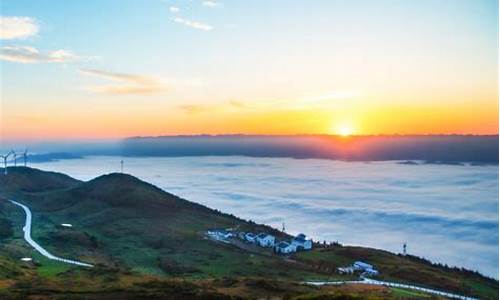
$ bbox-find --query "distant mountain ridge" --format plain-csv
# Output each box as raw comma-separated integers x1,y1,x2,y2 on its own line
121,134,499,163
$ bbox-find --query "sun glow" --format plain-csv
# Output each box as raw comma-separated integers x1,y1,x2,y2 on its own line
334,123,355,137
339,127,353,136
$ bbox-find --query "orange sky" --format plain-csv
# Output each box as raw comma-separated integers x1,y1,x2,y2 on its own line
3,98,498,141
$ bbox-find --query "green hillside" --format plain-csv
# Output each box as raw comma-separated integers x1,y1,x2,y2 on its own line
0,167,497,300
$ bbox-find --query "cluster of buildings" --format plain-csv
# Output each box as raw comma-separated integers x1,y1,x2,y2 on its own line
274,233,313,254
242,232,276,247
337,261,379,277
207,229,377,278
242,231,313,254
207,228,313,254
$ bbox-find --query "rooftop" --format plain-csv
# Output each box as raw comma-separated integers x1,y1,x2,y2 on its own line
209,228,230,235
354,261,374,269
277,241,290,249
294,233,307,242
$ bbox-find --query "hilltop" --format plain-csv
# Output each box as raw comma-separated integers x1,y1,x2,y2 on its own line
0,167,497,299
0,167,80,193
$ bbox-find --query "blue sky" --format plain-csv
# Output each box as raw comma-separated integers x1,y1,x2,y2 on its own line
1,0,498,140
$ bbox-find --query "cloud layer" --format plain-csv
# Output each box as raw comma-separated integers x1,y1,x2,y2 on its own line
0,46,82,63
0,16,39,40
79,68,166,95
173,17,213,31
34,156,499,278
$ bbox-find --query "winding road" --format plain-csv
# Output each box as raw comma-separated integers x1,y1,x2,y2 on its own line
9,200,93,267
305,278,479,300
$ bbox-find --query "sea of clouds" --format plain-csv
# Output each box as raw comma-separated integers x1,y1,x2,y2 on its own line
33,156,499,278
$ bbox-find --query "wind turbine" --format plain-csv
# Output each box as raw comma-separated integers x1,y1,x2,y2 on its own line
23,148,29,167
12,150,18,167
0,151,13,175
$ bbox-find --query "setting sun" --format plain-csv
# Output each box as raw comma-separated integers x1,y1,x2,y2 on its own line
339,126,353,136
332,122,355,136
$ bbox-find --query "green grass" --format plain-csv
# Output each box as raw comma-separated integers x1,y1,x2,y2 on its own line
390,287,432,299
32,252,74,278
296,247,354,266
464,278,499,300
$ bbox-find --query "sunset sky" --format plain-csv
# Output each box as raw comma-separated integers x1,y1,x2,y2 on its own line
1,0,498,142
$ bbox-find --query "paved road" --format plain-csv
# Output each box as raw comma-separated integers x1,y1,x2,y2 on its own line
9,200,93,267
305,278,479,300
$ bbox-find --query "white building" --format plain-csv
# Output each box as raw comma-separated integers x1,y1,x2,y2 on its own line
274,241,296,254
353,261,374,271
256,233,275,247
363,268,379,276
245,232,257,243
337,267,354,274
291,233,312,250
207,229,233,240
353,261,379,277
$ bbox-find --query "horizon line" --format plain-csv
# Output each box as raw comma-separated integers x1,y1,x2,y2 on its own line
127,133,500,139
2,133,499,146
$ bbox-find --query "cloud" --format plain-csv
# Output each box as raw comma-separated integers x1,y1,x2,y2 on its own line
79,69,157,84
169,6,180,13
173,17,213,31
0,16,39,40
0,46,83,63
86,85,164,95
202,1,220,7
177,104,214,114
79,68,167,95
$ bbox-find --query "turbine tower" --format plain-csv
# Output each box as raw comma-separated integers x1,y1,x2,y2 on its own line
0,151,13,175
23,148,29,167
12,150,18,167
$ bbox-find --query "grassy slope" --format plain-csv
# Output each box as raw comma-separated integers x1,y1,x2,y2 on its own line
295,246,498,300
0,167,497,299
16,172,328,280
